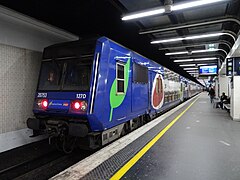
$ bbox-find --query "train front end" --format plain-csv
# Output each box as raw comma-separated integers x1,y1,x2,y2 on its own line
27,39,99,152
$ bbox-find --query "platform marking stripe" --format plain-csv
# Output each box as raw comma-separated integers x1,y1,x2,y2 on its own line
110,97,199,180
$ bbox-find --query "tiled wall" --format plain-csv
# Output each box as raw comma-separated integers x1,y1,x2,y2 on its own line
0,43,41,134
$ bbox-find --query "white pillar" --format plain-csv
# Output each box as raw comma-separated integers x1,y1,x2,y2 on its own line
230,76,240,121
215,77,219,97
219,75,229,96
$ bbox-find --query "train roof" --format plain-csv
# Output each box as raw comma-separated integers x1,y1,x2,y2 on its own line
43,36,99,60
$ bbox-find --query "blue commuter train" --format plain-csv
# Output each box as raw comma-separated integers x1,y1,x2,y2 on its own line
27,37,201,152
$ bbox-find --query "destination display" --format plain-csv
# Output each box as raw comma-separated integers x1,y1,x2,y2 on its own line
199,65,218,75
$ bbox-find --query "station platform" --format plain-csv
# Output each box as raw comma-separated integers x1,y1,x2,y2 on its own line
52,93,240,180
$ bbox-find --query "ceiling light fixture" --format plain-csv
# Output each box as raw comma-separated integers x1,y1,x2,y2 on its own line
179,64,196,67
184,67,198,70
174,59,194,62
174,57,218,62
152,33,224,44
166,51,188,55
122,0,227,21
194,57,218,61
187,70,198,73
172,0,227,11
166,49,220,55
122,8,165,21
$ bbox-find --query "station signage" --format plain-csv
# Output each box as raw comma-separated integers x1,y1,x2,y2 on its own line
226,58,233,76
226,57,240,76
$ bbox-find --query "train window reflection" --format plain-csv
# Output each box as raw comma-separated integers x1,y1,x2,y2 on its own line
63,61,92,91
38,59,92,91
38,61,63,91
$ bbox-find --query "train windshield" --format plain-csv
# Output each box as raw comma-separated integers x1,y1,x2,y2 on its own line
63,60,92,91
38,58,92,91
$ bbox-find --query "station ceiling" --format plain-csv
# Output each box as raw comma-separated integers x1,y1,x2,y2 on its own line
0,0,239,85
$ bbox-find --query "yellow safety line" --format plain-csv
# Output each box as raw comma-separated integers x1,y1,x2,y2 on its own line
110,97,199,180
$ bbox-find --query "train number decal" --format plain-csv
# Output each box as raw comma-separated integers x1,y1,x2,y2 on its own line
76,94,87,99
151,74,164,109
37,93,47,98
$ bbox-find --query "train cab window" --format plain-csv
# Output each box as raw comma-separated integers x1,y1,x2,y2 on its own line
38,58,93,91
63,60,92,91
38,61,63,91
116,62,125,93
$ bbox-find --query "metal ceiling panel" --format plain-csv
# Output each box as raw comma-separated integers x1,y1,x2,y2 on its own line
183,3,228,22
139,16,171,29
188,24,223,35
152,30,179,39
119,0,161,12
192,36,221,43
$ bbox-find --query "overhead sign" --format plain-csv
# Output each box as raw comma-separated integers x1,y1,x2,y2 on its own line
199,65,218,76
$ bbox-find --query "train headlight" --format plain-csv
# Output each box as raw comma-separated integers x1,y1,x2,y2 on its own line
80,101,87,111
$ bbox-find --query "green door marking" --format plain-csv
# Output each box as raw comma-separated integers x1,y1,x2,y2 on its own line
109,58,130,121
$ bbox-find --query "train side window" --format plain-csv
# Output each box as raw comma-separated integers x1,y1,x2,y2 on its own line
156,77,159,94
133,63,148,83
116,62,125,93
156,77,162,94
160,77,163,93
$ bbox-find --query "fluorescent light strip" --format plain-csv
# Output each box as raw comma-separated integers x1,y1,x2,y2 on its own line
167,51,188,55
188,70,198,72
166,49,219,55
187,70,198,73
122,8,165,21
152,32,224,44
179,64,196,67
174,57,217,62
184,67,198,70
172,0,227,11
122,0,227,21
174,59,194,62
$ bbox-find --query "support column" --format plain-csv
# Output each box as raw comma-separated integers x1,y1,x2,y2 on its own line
230,76,240,121
218,75,229,96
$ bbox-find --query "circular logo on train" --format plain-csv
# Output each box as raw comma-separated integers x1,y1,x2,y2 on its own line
151,74,164,109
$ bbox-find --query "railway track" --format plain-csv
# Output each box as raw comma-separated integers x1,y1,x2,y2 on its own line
0,150,64,180
0,140,92,180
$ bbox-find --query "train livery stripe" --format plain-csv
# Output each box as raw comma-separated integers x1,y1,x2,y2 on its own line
110,97,199,180
90,53,100,114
